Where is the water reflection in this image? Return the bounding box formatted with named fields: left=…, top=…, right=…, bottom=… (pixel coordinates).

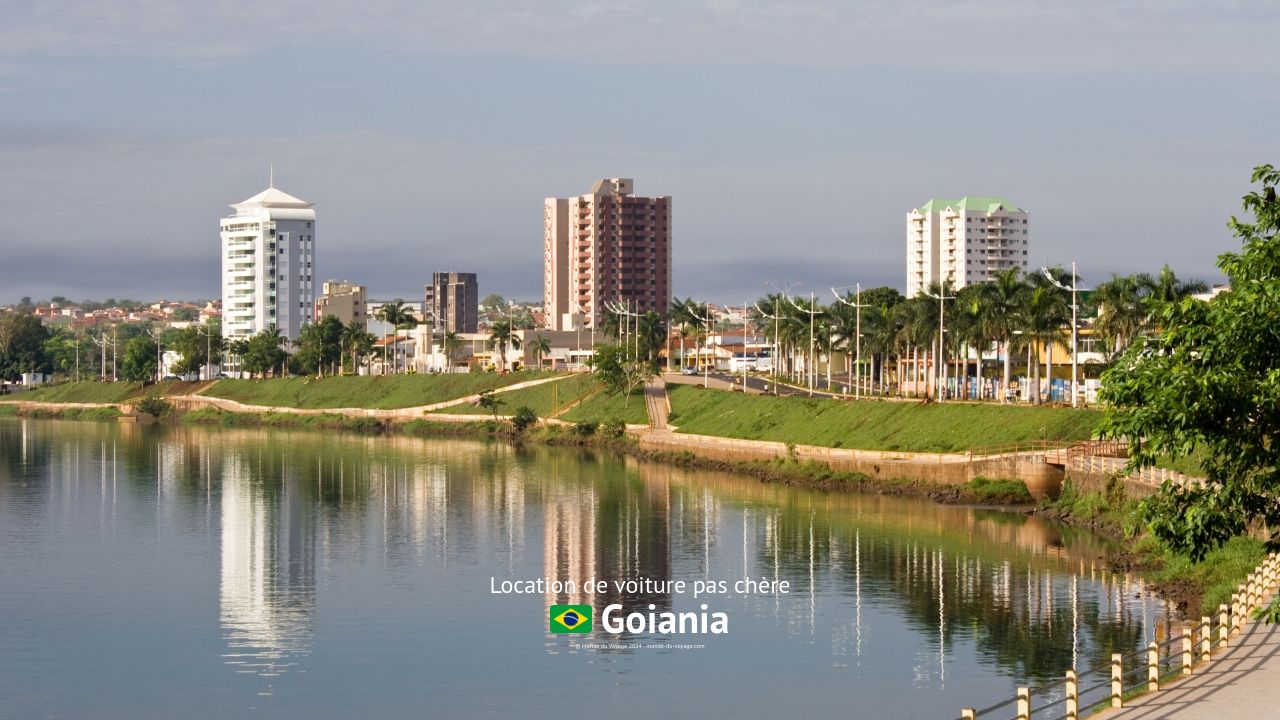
left=0, top=418, right=1172, bottom=719
left=219, top=454, right=315, bottom=680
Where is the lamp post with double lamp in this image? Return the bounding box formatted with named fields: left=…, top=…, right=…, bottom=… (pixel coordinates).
left=1042, top=263, right=1084, bottom=407
left=760, top=281, right=800, bottom=395
left=787, top=291, right=823, bottom=397
left=145, top=328, right=164, bottom=384
left=831, top=284, right=868, bottom=399
left=605, top=300, right=641, bottom=362
left=923, top=287, right=954, bottom=402
left=194, top=323, right=217, bottom=380
left=686, top=304, right=713, bottom=389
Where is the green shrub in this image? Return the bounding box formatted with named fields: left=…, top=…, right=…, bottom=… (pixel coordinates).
left=136, top=395, right=171, bottom=418
left=967, top=476, right=1033, bottom=503
left=512, top=406, right=538, bottom=433
left=574, top=420, right=598, bottom=437
left=600, top=418, right=626, bottom=439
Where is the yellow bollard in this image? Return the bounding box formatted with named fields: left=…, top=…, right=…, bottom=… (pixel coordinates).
left=961, top=709, right=975, bottom=720
left=1201, top=616, right=1212, bottom=662
left=1017, top=686, right=1031, bottom=720
left=1148, top=641, right=1160, bottom=691
left=1111, top=653, right=1124, bottom=708
left=1181, top=628, right=1193, bottom=675
left=1066, top=669, right=1079, bottom=719
left=1219, top=604, right=1230, bottom=648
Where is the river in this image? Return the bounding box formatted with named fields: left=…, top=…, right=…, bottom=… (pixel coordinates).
left=0, top=418, right=1168, bottom=719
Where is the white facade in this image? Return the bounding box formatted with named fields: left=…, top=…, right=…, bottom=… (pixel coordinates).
left=906, top=197, right=1029, bottom=297
left=220, top=185, right=317, bottom=342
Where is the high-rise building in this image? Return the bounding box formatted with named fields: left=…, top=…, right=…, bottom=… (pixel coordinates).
left=220, top=182, right=316, bottom=341
left=544, top=178, right=671, bottom=331
left=424, top=272, right=478, bottom=333
left=906, top=197, right=1029, bottom=297
left=315, top=281, right=367, bottom=327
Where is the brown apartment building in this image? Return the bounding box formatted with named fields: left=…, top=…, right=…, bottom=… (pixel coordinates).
left=543, top=178, right=671, bottom=331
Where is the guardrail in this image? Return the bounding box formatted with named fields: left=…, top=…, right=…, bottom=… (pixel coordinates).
left=967, top=440, right=1078, bottom=459
left=952, top=552, right=1280, bottom=720
left=1064, top=454, right=1202, bottom=489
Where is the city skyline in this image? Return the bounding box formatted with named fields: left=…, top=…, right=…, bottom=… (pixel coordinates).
left=2, top=2, right=1276, bottom=304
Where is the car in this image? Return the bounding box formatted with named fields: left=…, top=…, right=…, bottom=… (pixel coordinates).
left=680, top=366, right=698, bottom=376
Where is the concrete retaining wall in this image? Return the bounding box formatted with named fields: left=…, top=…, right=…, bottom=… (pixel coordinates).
left=637, top=431, right=1066, bottom=499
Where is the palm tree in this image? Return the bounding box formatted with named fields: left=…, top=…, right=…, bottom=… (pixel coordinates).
left=668, top=297, right=704, bottom=369
left=978, top=269, right=1028, bottom=401
left=442, top=331, right=461, bottom=370
left=637, top=312, right=666, bottom=364
left=341, top=321, right=375, bottom=375
left=954, top=284, right=988, bottom=400
left=489, top=320, right=520, bottom=372
left=376, top=300, right=412, bottom=374
left=531, top=334, right=551, bottom=369
left=1019, top=273, right=1070, bottom=404
left=1146, top=264, right=1209, bottom=312
left=1091, top=273, right=1154, bottom=360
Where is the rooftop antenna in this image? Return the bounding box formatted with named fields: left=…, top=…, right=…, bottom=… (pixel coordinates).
left=269, top=162, right=275, bottom=188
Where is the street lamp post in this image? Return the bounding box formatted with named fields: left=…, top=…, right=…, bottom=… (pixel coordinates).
left=759, top=281, right=800, bottom=396
left=1043, top=262, right=1084, bottom=407
left=924, top=287, right=955, bottom=402
left=686, top=304, right=713, bottom=389
left=787, top=292, right=823, bottom=396
left=146, top=328, right=164, bottom=384
left=832, top=284, right=869, bottom=399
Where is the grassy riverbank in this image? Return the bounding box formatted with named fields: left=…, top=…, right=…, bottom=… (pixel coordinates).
left=668, top=385, right=1103, bottom=452
left=3, top=374, right=558, bottom=410
left=201, top=372, right=556, bottom=409
left=1041, top=479, right=1268, bottom=616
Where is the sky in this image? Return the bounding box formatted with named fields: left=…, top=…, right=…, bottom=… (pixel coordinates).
left=1, top=1, right=1276, bottom=305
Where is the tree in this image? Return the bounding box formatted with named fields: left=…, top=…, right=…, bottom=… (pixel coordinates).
left=295, top=316, right=345, bottom=376
left=978, top=269, right=1029, bottom=401
left=530, top=334, right=551, bottom=369
left=590, top=343, right=652, bottom=402
left=0, top=313, right=51, bottom=380
left=241, top=329, right=287, bottom=379
left=376, top=300, right=414, bottom=373
left=511, top=406, right=538, bottom=433
left=1019, top=271, right=1069, bottom=404
left=1100, top=164, right=1280, bottom=560
left=488, top=320, right=520, bottom=372
left=476, top=389, right=505, bottom=421
left=480, top=294, right=506, bottom=313
left=119, top=335, right=158, bottom=382
left=442, top=331, right=461, bottom=369
left=166, top=322, right=224, bottom=378
left=341, top=321, right=375, bottom=375
left=1091, top=273, right=1155, bottom=359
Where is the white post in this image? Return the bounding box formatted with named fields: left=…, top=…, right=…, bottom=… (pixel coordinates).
left=855, top=283, right=862, bottom=399
left=1071, top=261, right=1079, bottom=406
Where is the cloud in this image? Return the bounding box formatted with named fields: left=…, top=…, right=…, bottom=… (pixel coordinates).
left=4, top=1, right=1277, bottom=73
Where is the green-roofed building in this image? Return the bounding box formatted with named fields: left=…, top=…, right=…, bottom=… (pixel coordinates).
left=906, top=195, right=1029, bottom=297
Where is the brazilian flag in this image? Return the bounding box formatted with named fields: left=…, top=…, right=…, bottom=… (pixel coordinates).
left=549, top=604, right=592, bottom=634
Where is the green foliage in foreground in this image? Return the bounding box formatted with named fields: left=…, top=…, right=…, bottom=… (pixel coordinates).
left=203, top=372, right=556, bottom=410
left=667, top=385, right=1101, bottom=452
left=1101, top=165, right=1280, bottom=559
left=1145, top=536, right=1267, bottom=616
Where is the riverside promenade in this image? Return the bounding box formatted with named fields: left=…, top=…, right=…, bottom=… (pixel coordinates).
left=1097, top=620, right=1280, bottom=719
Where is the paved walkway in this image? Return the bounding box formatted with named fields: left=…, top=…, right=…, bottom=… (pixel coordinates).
left=643, top=377, right=669, bottom=429
left=1099, top=620, right=1280, bottom=719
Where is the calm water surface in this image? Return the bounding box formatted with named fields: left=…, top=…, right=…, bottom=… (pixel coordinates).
left=0, top=418, right=1167, bottom=719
